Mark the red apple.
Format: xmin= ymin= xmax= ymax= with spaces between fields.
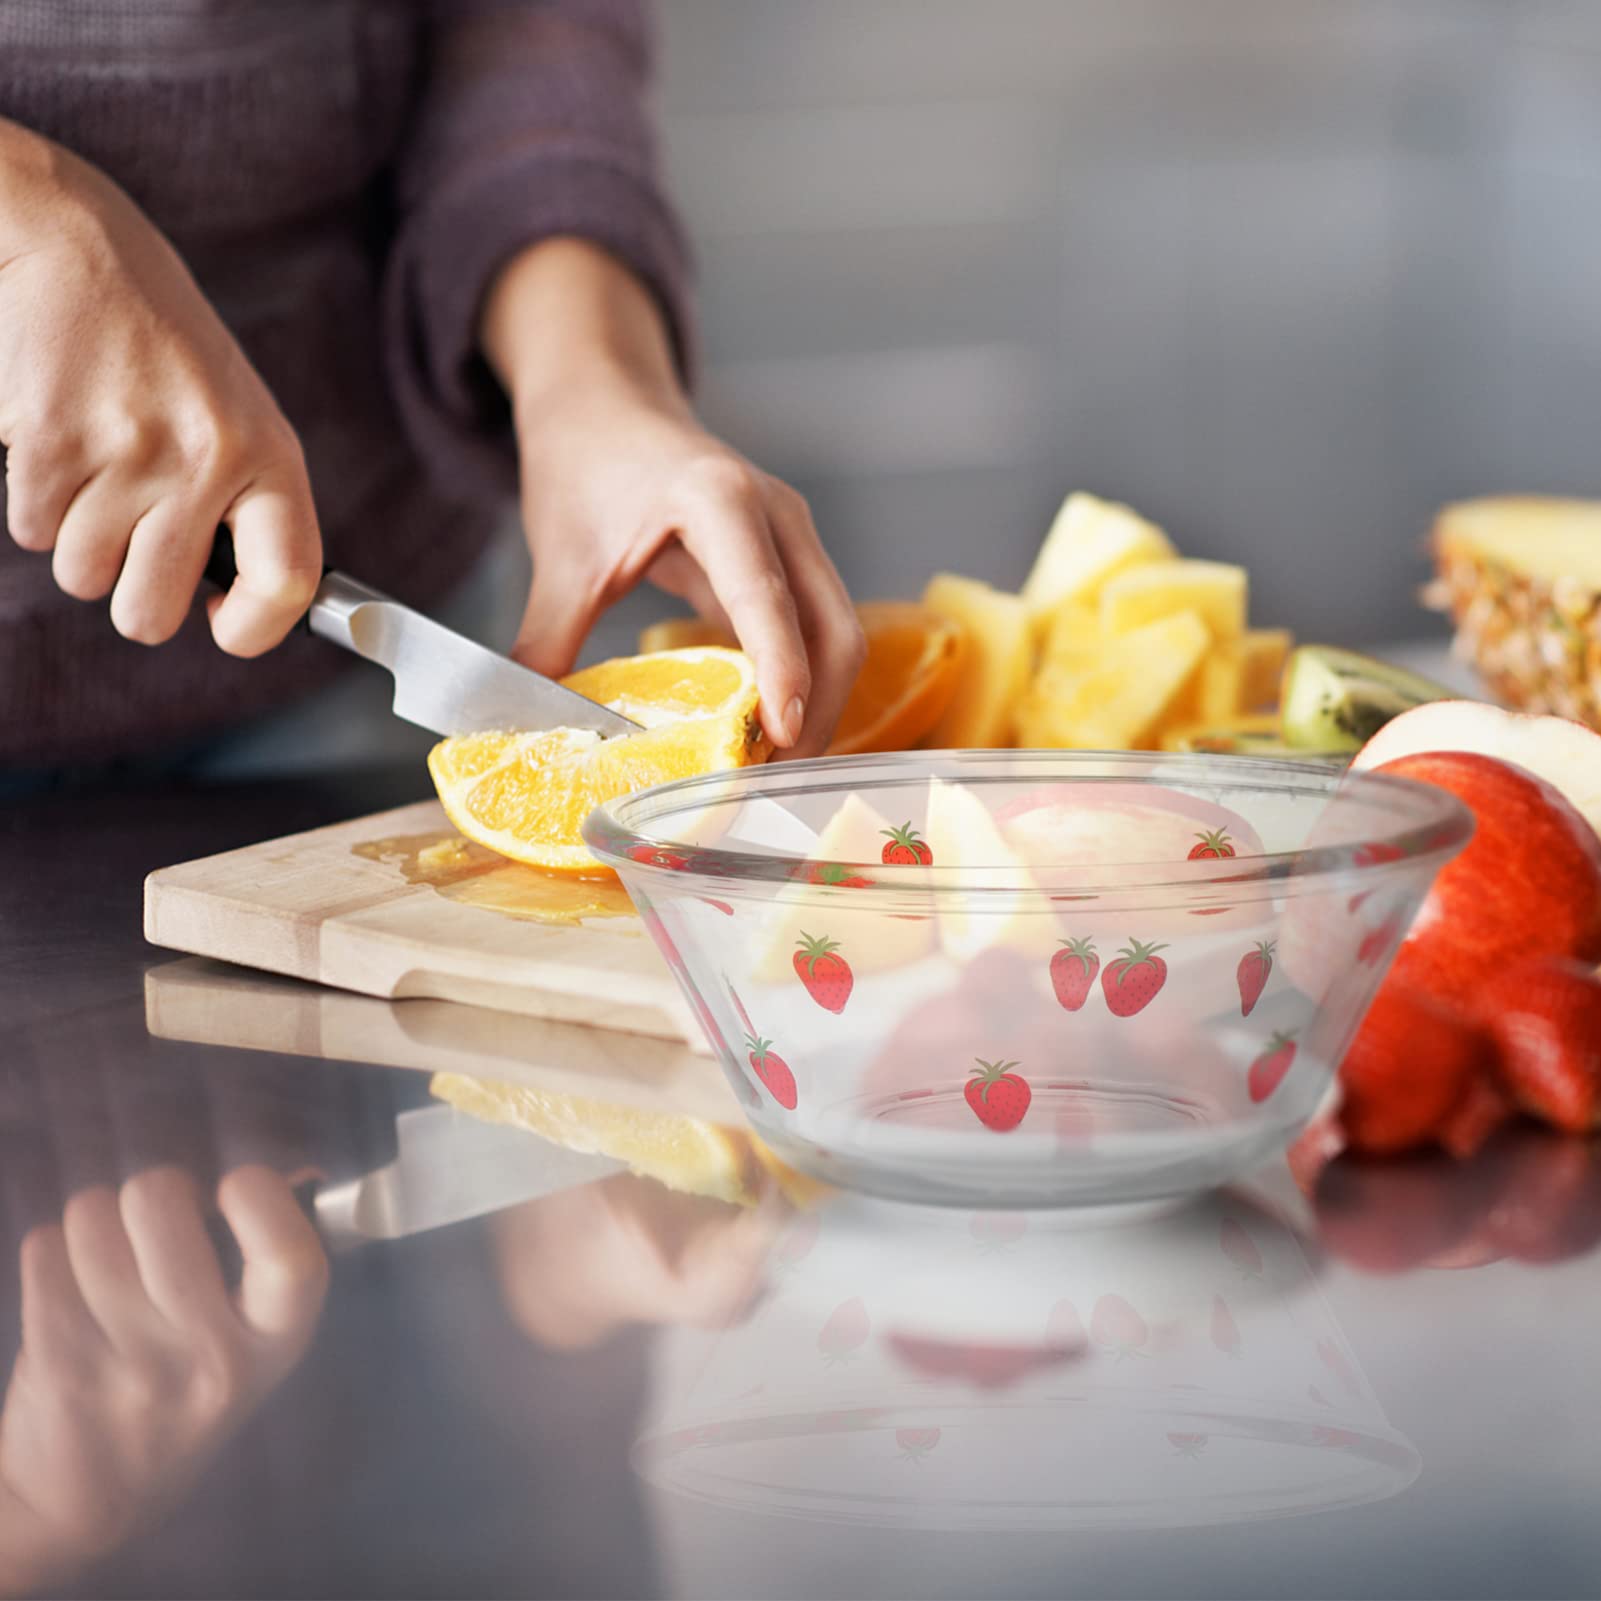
xmin=1354 ymin=700 xmax=1601 ymax=843
xmin=1372 ymin=751 xmax=1601 ymax=1010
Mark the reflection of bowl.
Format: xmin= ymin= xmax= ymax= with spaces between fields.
xmin=585 ymin=752 xmax=1471 ymax=1208
xmin=636 ymin=1192 xmax=1420 ymax=1531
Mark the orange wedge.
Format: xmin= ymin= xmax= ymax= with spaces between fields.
xmin=427 ymin=647 xmax=768 ymax=875
xmin=636 ymin=602 xmax=966 ymax=754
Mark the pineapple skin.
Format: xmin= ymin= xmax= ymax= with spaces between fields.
xmin=1432 ymin=503 xmax=1601 ymax=732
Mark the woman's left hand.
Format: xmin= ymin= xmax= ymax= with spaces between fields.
xmin=482 ymin=238 xmax=864 ymax=759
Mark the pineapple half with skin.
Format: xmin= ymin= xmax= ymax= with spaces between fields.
xmin=1430 ymin=497 xmax=1601 ymax=730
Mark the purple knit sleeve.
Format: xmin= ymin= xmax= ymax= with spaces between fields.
xmin=383 ymin=0 xmax=695 ymax=502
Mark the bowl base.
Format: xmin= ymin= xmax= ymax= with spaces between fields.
xmin=750 ymin=1078 xmax=1301 ymax=1210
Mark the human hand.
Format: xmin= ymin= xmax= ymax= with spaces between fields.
xmin=483 ymin=238 xmax=864 ymax=758
xmin=0 ymin=120 xmax=321 ymax=655
xmin=492 ymin=1173 xmax=787 ymax=1351
xmin=0 ymin=1166 xmax=328 ymax=1596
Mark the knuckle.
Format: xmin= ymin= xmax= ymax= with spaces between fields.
xmin=105 ymin=411 xmax=164 ymax=469
xmin=188 ymin=1337 xmax=249 ymax=1417
xmin=686 ymin=454 xmax=761 ymax=508
xmin=728 ymin=565 xmax=794 ymax=616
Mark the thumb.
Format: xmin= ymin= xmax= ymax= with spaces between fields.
xmin=511 ymin=558 xmax=599 ymax=679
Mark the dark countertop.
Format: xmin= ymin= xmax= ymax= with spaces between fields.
xmin=3 ymin=771 xmax=1599 ymax=1601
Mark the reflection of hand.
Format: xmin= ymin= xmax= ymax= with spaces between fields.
xmin=0 ymin=1166 xmax=328 ymax=1597
xmin=493 ymin=1175 xmax=787 ymax=1351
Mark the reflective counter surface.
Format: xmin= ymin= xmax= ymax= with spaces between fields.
xmin=3 ymin=772 xmax=1599 ymax=1600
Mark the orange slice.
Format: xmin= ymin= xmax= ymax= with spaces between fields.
xmin=636 ymin=601 xmax=966 ymax=754
xmin=427 ymin=647 xmax=768 ymax=875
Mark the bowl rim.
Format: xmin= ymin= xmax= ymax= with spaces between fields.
xmin=581 ymin=749 xmax=1475 ymax=906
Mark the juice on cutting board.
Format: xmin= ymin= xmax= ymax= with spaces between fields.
xmin=351 ymin=833 xmax=636 ymax=925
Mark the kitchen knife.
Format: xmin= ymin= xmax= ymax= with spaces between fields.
xmin=311 ymin=1103 xmax=627 ymax=1245
xmin=204 ymin=529 xmax=639 ymax=739
xmin=206 ymin=1105 xmax=627 ymax=1273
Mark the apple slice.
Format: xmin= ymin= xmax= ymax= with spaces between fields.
xmin=750 ymin=792 xmax=935 ymax=983
xmin=1352 ymin=699 xmax=1601 ymax=842
xmin=925 ymin=777 xmax=1056 ymax=961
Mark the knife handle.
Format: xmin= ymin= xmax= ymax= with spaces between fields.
xmin=204 ymin=525 xmax=330 ymax=631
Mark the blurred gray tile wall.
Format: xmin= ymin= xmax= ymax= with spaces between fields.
xmin=657 ymin=0 xmax=1601 ymax=643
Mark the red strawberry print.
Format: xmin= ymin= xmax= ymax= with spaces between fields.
xmin=886 ymin=1334 xmax=1068 ymax=1389
xmin=1101 ymin=940 xmax=1169 ymax=1017
xmin=896 ymin=1426 xmax=942 ymax=1461
xmin=964 ymin=1058 xmax=1032 ymax=1132
xmin=1317 ymin=1338 xmax=1361 ymax=1397
xmin=726 ymin=979 xmax=755 ymax=1037
xmin=1210 ymin=1294 xmax=1242 ymax=1358
xmin=1050 ymin=937 xmax=1100 ymax=1012
xmin=746 ymin=1034 xmax=798 ymax=1110
xmin=793 ymin=932 xmax=854 ymax=1013
xmin=970 ymin=1212 xmax=1027 ymax=1251
xmin=1312 ymin=1426 xmax=1363 ymax=1451
xmin=880 ymin=823 xmax=933 ymax=866
xmin=817 ymin=1297 xmax=870 ymax=1364
xmin=636 ymin=896 xmax=684 ymax=971
xmin=1168 ymin=1433 xmax=1208 ymax=1459
xmin=1247 ymin=1031 xmax=1298 ymax=1103
xmin=775 ymin=1210 xmax=821 ymax=1267
xmin=1219 ymin=1216 xmax=1264 ymax=1278
xmin=1091 ymin=1293 xmax=1149 ymax=1359
xmin=1189 ymin=829 xmax=1237 ymax=861
xmin=1357 ymin=911 xmax=1406 ymax=967
xmin=628 ymin=843 xmax=689 ymax=869
xmin=1237 ymin=940 xmax=1275 ymax=1018
xmin=1349 ymin=841 xmax=1406 ymax=912
xmin=799 ymin=861 xmax=875 ymax=889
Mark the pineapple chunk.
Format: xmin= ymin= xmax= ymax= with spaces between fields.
xmin=921 ymin=574 xmax=1032 ymax=747
xmin=1014 ymin=611 xmax=1211 ymax=750
xmin=1021 ymin=492 xmax=1176 ymax=635
xmin=1239 ymin=628 xmax=1293 ymax=710
xmin=1100 ymin=559 xmax=1248 ymax=642
xmin=1036 ymin=602 xmax=1103 ymax=674
xmin=1163 ymin=641 xmax=1245 ymax=734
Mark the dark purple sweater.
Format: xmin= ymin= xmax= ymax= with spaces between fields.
xmin=0 ymin=0 xmax=692 ymax=765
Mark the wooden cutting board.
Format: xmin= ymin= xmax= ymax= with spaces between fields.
xmin=143 ymin=799 xmax=707 ymax=1049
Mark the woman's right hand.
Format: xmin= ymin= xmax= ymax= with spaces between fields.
xmin=0 ymin=120 xmax=321 ymax=655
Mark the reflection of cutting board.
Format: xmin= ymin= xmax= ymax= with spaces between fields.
xmin=144 ymin=958 xmax=741 ymax=1119
xmin=143 ymin=799 xmax=705 ymax=1048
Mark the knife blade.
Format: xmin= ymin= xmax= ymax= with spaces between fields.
xmin=296 ymin=1104 xmax=628 ymax=1249
xmin=205 ymin=529 xmax=639 ymax=739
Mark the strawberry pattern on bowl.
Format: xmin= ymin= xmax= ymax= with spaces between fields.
xmin=584 ymin=751 xmax=1473 ymax=1208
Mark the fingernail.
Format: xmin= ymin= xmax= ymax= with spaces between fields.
xmin=783 ymin=696 xmax=806 ymax=745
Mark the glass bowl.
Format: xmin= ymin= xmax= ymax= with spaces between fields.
xmin=583 ymin=752 xmax=1472 ymax=1209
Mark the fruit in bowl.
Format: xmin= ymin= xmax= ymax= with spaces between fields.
xmin=583 ymin=751 xmax=1473 ymax=1209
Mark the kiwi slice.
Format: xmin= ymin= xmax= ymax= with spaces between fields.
xmin=1280 ymin=645 xmax=1453 ymax=752
xmin=1175 ymin=728 xmax=1345 ymax=763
